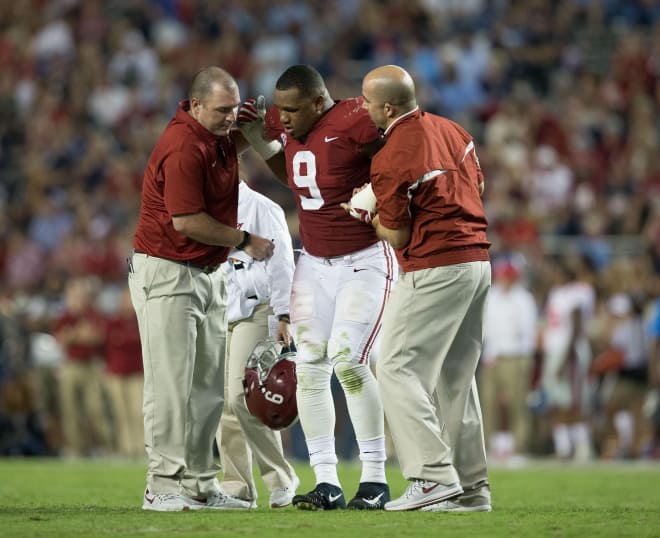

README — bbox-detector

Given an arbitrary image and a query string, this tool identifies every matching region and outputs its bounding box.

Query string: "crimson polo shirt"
[134,100,238,268]
[371,109,490,272]
[105,314,143,376]
[53,309,106,362]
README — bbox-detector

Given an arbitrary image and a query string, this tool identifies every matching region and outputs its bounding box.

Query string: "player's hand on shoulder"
[244,233,275,261]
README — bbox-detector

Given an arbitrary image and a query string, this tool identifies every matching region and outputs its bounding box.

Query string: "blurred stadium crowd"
[0,0,659,462]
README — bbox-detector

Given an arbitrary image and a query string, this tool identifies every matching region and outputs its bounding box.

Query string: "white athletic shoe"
[270,476,300,508]
[421,483,492,512]
[188,491,253,510]
[421,499,492,512]
[384,480,463,512]
[142,489,192,512]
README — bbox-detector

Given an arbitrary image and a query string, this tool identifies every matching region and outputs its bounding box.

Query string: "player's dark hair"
[276,64,326,98]
[189,66,237,102]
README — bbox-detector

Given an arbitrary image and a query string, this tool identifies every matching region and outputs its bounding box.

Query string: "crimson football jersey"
[266,98,381,257]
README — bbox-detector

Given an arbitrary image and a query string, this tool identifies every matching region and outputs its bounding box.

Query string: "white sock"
[552,424,572,458]
[307,437,340,487]
[570,422,590,444]
[570,422,593,461]
[358,437,386,484]
[614,412,633,452]
[501,431,515,456]
[492,431,512,458]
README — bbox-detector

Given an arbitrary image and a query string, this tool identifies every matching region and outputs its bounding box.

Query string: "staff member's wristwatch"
[236,231,251,250]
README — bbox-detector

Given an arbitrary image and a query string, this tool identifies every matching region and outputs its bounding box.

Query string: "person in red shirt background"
[104,286,143,459]
[53,276,111,458]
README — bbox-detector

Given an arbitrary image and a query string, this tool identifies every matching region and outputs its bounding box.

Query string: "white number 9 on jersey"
[292,151,325,210]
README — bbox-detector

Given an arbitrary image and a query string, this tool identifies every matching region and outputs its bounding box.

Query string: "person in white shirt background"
[540,255,597,461]
[215,175,299,509]
[480,257,538,461]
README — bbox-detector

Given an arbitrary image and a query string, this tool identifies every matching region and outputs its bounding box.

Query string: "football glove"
[237,95,282,160]
[347,183,377,224]
[349,206,375,224]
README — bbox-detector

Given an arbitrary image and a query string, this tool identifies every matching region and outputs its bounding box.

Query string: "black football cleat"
[347,482,390,510]
[292,482,346,511]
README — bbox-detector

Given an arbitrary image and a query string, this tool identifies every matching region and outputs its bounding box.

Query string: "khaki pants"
[105,373,144,458]
[605,377,649,457]
[478,355,532,453]
[216,303,297,502]
[377,261,490,488]
[129,252,227,497]
[58,359,111,457]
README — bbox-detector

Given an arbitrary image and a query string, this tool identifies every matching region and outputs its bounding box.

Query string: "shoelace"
[207,492,235,504]
[403,480,425,498]
[304,489,336,507]
[311,491,330,505]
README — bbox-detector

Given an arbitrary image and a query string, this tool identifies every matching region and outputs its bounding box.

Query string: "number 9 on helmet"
[243,338,298,430]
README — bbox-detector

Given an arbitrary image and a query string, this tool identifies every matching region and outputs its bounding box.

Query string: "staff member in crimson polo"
[129,66,274,512]
[103,286,145,459]
[346,65,492,513]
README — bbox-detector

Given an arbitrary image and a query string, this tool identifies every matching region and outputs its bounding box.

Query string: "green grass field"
[0,458,658,538]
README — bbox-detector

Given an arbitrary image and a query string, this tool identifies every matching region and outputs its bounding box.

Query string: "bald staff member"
[344,65,492,513]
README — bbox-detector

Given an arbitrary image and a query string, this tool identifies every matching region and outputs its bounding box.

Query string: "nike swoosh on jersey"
[324,136,339,142]
[328,493,343,502]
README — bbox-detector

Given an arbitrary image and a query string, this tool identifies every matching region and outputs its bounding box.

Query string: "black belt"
[133,250,220,274]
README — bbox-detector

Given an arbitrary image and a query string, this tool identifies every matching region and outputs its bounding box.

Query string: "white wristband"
[250,138,282,160]
[239,121,282,160]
